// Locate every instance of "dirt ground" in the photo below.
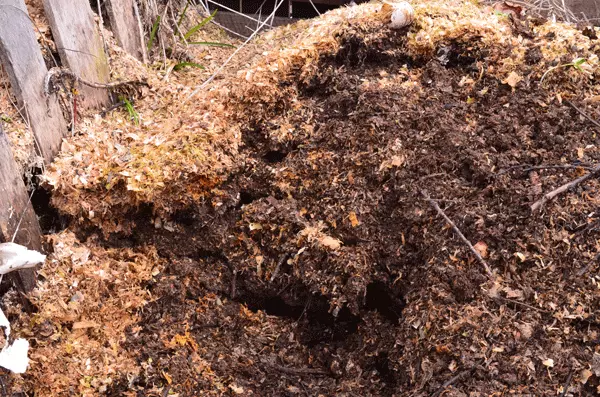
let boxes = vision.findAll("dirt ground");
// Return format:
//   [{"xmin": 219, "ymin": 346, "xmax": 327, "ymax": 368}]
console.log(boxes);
[{"xmin": 5, "ymin": 0, "xmax": 600, "ymax": 396}]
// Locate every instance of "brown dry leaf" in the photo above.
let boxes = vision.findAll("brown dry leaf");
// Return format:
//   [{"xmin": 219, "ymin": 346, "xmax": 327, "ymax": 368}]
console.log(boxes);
[
  {"xmin": 349, "ymin": 211, "xmax": 360, "ymax": 227},
  {"xmin": 72, "ymin": 320, "xmax": 100, "ymax": 330},
  {"xmin": 581, "ymin": 369, "xmax": 593, "ymax": 384},
  {"xmin": 542, "ymin": 358, "xmax": 554, "ymax": 368},
  {"xmin": 517, "ymin": 323, "xmax": 533, "ymax": 339},
  {"xmin": 473, "ymin": 241, "xmax": 488, "ymax": 258},
  {"xmin": 319, "ymin": 235, "xmax": 343, "ymax": 250},
  {"xmin": 502, "ymin": 71, "xmax": 522, "ymax": 88},
  {"xmin": 504, "ymin": 287, "xmax": 524, "ymax": 299},
  {"xmin": 163, "ymin": 371, "xmax": 172, "ymax": 385}
]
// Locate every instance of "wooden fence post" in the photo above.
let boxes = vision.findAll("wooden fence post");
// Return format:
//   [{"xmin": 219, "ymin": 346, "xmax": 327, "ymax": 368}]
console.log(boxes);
[
  {"xmin": 42, "ymin": 0, "xmax": 111, "ymax": 110},
  {"xmin": 0, "ymin": 0, "xmax": 68, "ymax": 165},
  {"xmin": 0, "ymin": 124, "xmax": 41, "ymax": 292},
  {"xmin": 105, "ymin": 0, "xmax": 144, "ymax": 61}
]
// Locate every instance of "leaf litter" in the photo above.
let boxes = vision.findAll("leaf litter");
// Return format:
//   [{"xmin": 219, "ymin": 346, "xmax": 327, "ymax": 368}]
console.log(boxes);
[{"xmin": 5, "ymin": 0, "xmax": 600, "ymax": 395}]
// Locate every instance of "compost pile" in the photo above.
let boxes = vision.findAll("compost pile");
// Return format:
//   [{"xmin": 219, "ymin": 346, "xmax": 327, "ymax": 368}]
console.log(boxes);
[{"xmin": 7, "ymin": 0, "xmax": 600, "ymax": 395}]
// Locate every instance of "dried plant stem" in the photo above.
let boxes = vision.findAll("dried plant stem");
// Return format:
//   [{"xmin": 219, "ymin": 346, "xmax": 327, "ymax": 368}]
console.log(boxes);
[
  {"xmin": 566, "ymin": 100, "xmax": 600, "ymax": 130},
  {"xmin": 421, "ymin": 190, "xmax": 493, "ymax": 278},
  {"xmin": 531, "ymin": 163, "xmax": 600, "ymax": 212},
  {"xmin": 185, "ymin": 0, "xmax": 286, "ymax": 101}
]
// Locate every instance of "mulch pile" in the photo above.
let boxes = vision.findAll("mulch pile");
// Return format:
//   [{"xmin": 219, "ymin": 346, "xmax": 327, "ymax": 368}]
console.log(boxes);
[{"xmin": 6, "ymin": 0, "xmax": 600, "ymax": 395}]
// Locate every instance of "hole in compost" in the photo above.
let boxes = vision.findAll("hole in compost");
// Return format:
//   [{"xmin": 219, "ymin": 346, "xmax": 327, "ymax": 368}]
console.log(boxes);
[
  {"xmin": 264, "ymin": 150, "xmax": 288, "ymax": 163},
  {"xmin": 237, "ymin": 289, "xmax": 361, "ymax": 347},
  {"xmin": 239, "ymin": 191, "xmax": 255, "ymax": 205},
  {"xmin": 365, "ymin": 282, "xmax": 404, "ymax": 323},
  {"xmin": 30, "ymin": 186, "xmax": 68, "ymax": 234}
]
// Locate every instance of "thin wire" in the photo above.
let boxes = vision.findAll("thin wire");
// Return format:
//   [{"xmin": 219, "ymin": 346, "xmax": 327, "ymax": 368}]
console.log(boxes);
[
  {"xmin": 308, "ymin": 0, "xmax": 321, "ymax": 16},
  {"xmin": 185, "ymin": 0, "xmax": 285, "ymax": 101},
  {"xmin": 11, "ymin": 189, "xmax": 35, "ymax": 243}
]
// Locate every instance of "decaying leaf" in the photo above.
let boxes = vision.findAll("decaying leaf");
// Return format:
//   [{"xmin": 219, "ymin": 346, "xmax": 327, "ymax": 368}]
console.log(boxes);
[
  {"xmin": 349, "ymin": 211, "xmax": 360, "ymax": 227},
  {"xmin": 473, "ymin": 241, "xmax": 488, "ymax": 258},
  {"xmin": 502, "ymin": 71, "xmax": 522, "ymax": 88}
]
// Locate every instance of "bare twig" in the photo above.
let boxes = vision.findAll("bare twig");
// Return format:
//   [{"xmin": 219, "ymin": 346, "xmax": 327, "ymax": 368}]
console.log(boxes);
[
  {"xmin": 559, "ymin": 367, "xmax": 574, "ymax": 397},
  {"xmin": 132, "ymin": 0, "xmax": 149, "ymax": 63},
  {"xmin": 270, "ymin": 254, "xmax": 289, "ymax": 283},
  {"xmin": 421, "ymin": 190, "xmax": 493, "ymax": 278},
  {"xmin": 431, "ymin": 369, "xmax": 471, "ymax": 397},
  {"xmin": 263, "ymin": 359, "xmax": 330, "ymax": 377},
  {"xmin": 231, "ymin": 269, "xmax": 237, "ymax": 299},
  {"xmin": 566, "ymin": 100, "xmax": 600, "ymax": 130},
  {"xmin": 576, "ymin": 253, "xmax": 600, "ymax": 277},
  {"xmin": 45, "ymin": 67, "xmax": 147, "ymax": 94},
  {"xmin": 497, "ymin": 164, "xmax": 593, "ymax": 176},
  {"xmin": 531, "ymin": 163, "xmax": 600, "ymax": 212},
  {"xmin": 185, "ymin": 0, "xmax": 285, "ymax": 100},
  {"xmin": 494, "ymin": 296, "xmax": 550, "ymax": 313}
]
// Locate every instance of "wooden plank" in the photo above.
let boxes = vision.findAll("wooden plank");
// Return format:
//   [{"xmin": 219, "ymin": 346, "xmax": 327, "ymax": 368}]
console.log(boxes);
[
  {"xmin": 105, "ymin": 0, "xmax": 144, "ymax": 61},
  {"xmin": 0, "ymin": 0, "xmax": 68, "ymax": 164},
  {"xmin": 42, "ymin": 0, "xmax": 110, "ymax": 109},
  {"xmin": 0, "ymin": 124, "xmax": 41, "ymax": 292}
]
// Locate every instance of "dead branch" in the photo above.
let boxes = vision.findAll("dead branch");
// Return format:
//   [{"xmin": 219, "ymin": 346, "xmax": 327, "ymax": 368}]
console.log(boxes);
[
  {"xmin": 497, "ymin": 164, "xmax": 593, "ymax": 176},
  {"xmin": 270, "ymin": 254, "xmax": 289, "ymax": 283},
  {"xmin": 559, "ymin": 367, "xmax": 574, "ymax": 397},
  {"xmin": 431, "ymin": 369, "xmax": 471, "ymax": 397},
  {"xmin": 44, "ymin": 67, "xmax": 148, "ymax": 96},
  {"xmin": 566, "ymin": 100, "xmax": 600, "ymax": 130},
  {"xmin": 421, "ymin": 190, "xmax": 494, "ymax": 278},
  {"xmin": 263, "ymin": 359, "xmax": 330, "ymax": 377},
  {"xmin": 530, "ymin": 163, "xmax": 600, "ymax": 212},
  {"xmin": 576, "ymin": 253, "xmax": 600, "ymax": 277}
]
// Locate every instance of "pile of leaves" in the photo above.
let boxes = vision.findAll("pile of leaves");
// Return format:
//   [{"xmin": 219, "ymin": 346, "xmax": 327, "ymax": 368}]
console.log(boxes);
[{"xmin": 9, "ymin": 0, "xmax": 600, "ymax": 395}]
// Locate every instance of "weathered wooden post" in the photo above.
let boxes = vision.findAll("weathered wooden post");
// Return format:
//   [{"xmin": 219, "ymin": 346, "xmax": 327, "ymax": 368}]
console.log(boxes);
[
  {"xmin": 42, "ymin": 0, "xmax": 111, "ymax": 109},
  {"xmin": 0, "ymin": 0, "xmax": 68, "ymax": 165},
  {"xmin": 0, "ymin": 124, "xmax": 41, "ymax": 292},
  {"xmin": 105, "ymin": 0, "xmax": 145, "ymax": 61}
]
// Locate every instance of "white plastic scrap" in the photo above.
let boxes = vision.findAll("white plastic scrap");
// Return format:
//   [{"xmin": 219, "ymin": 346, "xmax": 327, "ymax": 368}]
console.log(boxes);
[
  {"xmin": 0, "ymin": 242, "xmax": 46, "ymax": 275},
  {"xmin": 0, "ymin": 306, "xmax": 29, "ymax": 374},
  {"xmin": 0, "ymin": 339, "xmax": 29, "ymax": 373},
  {"xmin": 0, "ymin": 242, "xmax": 42, "ymax": 374}
]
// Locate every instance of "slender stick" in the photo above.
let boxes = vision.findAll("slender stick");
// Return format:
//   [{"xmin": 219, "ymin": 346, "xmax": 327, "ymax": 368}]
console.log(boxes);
[
  {"xmin": 566, "ymin": 100, "xmax": 600, "ymax": 130},
  {"xmin": 531, "ymin": 163, "xmax": 600, "ymax": 212},
  {"xmin": 421, "ymin": 190, "xmax": 493, "ymax": 278},
  {"xmin": 185, "ymin": 0, "xmax": 286, "ymax": 101},
  {"xmin": 559, "ymin": 367, "xmax": 574, "ymax": 397}
]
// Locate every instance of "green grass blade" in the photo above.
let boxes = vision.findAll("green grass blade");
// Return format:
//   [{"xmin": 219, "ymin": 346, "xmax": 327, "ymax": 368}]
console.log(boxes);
[
  {"xmin": 173, "ymin": 62, "xmax": 206, "ymax": 71},
  {"xmin": 187, "ymin": 41, "xmax": 235, "ymax": 48},
  {"xmin": 122, "ymin": 98, "xmax": 140, "ymax": 125},
  {"xmin": 177, "ymin": 1, "xmax": 190, "ymax": 28},
  {"xmin": 183, "ymin": 9, "xmax": 217, "ymax": 40},
  {"xmin": 147, "ymin": 15, "xmax": 161, "ymax": 51}
]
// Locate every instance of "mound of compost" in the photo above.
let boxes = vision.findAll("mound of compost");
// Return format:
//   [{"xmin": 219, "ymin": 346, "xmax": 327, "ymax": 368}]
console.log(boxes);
[
  {"xmin": 102, "ymin": 25, "xmax": 600, "ymax": 397},
  {"xmin": 17, "ymin": 1, "xmax": 600, "ymax": 395}
]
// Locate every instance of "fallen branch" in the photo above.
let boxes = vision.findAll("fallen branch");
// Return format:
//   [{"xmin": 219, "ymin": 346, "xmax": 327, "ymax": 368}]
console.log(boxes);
[
  {"xmin": 566, "ymin": 100, "xmax": 600, "ymax": 130},
  {"xmin": 530, "ymin": 163, "xmax": 600, "ymax": 212},
  {"xmin": 263, "ymin": 359, "xmax": 330, "ymax": 377},
  {"xmin": 44, "ymin": 67, "xmax": 148, "ymax": 96},
  {"xmin": 270, "ymin": 254, "xmax": 289, "ymax": 283},
  {"xmin": 421, "ymin": 190, "xmax": 493, "ymax": 278},
  {"xmin": 497, "ymin": 164, "xmax": 593, "ymax": 176},
  {"xmin": 430, "ymin": 369, "xmax": 471, "ymax": 397},
  {"xmin": 559, "ymin": 367, "xmax": 574, "ymax": 397}
]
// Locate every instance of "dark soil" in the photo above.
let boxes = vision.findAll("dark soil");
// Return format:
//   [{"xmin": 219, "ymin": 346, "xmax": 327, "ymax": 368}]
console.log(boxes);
[{"xmin": 84, "ymin": 30, "xmax": 600, "ymax": 396}]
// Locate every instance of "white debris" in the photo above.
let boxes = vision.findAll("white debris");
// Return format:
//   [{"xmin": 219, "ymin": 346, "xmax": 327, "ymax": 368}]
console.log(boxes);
[
  {"xmin": 388, "ymin": 1, "xmax": 414, "ymax": 29},
  {"xmin": 0, "ymin": 242, "xmax": 46, "ymax": 275},
  {"xmin": 0, "ymin": 305, "xmax": 10, "ymax": 337},
  {"xmin": 0, "ymin": 338, "xmax": 29, "ymax": 374}
]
